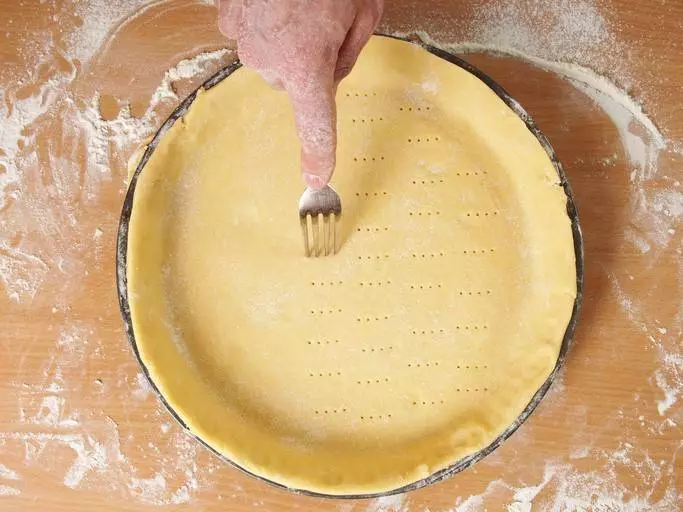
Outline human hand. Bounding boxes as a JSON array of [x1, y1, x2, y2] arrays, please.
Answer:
[[218, 0, 384, 189]]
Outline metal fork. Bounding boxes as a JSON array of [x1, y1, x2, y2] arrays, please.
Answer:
[[298, 186, 342, 257]]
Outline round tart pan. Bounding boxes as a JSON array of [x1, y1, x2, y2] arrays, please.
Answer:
[[117, 35, 583, 498]]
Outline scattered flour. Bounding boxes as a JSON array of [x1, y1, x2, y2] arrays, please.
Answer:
[[653, 358, 682, 417], [0, 464, 20, 481], [66, 0, 151, 64], [151, 48, 232, 105], [1, 0, 681, 509], [507, 464, 556, 509], [0, 248, 49, 303], [533, 460, 678, 511], [365, 494, 409, 512], [0, 4, 232, 305], [0, 485, 21, 497], [450, 479, 506, 512], [609, 274, 681, 417], [624, 227, 651, 254], [1, 416, 211, 504], [464, 0, 621, 67], [131, 373, 152, 401], [446, 446, 680, 511]]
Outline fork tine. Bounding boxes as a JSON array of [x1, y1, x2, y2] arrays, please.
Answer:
[[300, 215, 310, 256], [298, 186, 341, 257], [312, 213, 320, 257], [329, 214, 335, 255], [319, 213, 326, 256], [319, 215, 325, 257], [331, 213, 337, 255], [322, 214, 330, 256]]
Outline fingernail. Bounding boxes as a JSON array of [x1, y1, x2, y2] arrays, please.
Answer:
[[304, 173, 326, 189]]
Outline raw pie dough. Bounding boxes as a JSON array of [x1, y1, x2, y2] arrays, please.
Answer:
[[127, 36, 577, 495]]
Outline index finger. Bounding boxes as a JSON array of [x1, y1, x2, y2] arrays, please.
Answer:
[[286, 69, 337, 189]]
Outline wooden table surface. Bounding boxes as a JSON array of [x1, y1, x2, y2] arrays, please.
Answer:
[[1, 1, 681, 510]]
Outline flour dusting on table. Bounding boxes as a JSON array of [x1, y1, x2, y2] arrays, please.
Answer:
[[1, 0, 235, 505], [1, 0, 681, 509]]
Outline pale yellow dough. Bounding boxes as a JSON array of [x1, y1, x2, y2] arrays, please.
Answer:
[[127, 36, 577, 495]]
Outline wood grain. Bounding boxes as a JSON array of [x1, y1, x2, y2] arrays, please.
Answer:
[[0, 1, 680, 510]]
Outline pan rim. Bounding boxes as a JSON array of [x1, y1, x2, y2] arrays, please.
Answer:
[[115, 33, 584, 499]]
